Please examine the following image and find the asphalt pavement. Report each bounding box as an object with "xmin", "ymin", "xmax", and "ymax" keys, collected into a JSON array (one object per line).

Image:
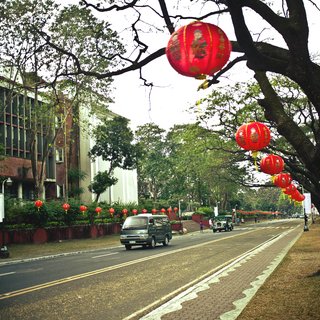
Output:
[{"xmin": 0, "ymin": 219, "xmax": 317, "ymax": 320}]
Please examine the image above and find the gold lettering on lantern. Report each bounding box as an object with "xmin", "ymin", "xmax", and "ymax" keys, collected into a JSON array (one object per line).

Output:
[
  {"xmin": 189, "ymin": 65, "xmax": 201, "ymax": 74},
  {"xmin": 238, "ymin": 132, "xmax": 246, "ymax": 145},
  {"xmin": 191, "ymin": 29, "xmax": 207, "ymax": 59},
  {"xmin": 250, "ymin": 129, "xmax": 259, "ymax": 143},
  {"xmin": 169, "ymin": 33, "xmax": 181, "ymax": 61},
  {"xmin": 266, "ymin": 159, "xmax": 271, "ymax": 169}
]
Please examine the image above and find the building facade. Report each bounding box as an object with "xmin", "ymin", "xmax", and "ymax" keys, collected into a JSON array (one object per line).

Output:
[
  {"xmin": 79, "ymin": 106, "xmax": 138, "ymax": 204},
  {"xmin": 0, "ymin": 77, "xmax": 138, "ymax": 204}
]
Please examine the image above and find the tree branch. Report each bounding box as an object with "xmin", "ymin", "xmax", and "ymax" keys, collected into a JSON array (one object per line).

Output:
[{"xmin": 254, "ymin": 71, "xmax": 317, "ymax": 167}]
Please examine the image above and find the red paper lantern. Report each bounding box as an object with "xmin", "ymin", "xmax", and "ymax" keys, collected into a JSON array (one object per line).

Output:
[
  {"xmin": 273, "ymin": 173, "xmax": 292, "ymax": 189},
  {"xmin": 62, "ymin": 203, "xmax": 70, "ymax": 212},
  {"xmin": 290, "ymin": 190, "xmax": 305, "ymax": 202},
  {"xmin": 166, "ymin": 21, "xmax": 232, "ymax": 79},
  {"xmin": 173, "ymin": 207, "xmax": 178, "ymax": 213},
  {"xmin": 109, "ymin": 208, "xmax": 115, "ymax": 216},
  {"xmin": 260, "ymin": 154, "xmax": 284, "ymax": 175},
  {"xmin": 142, "ymin": 209, "xmax": 148, "ymax": 214},
  {"xmin": 132, "ymin": 209, "xmax": 138, "ymax": 215},
  {"xmin": 80, "ymin": 205, "xmax": 87, "ymax": 213},
  {"xmin": 283, "ymin": 184, "xmax": 297, "ymax": 195},
  {"xmin": 160, "ymin": 208, "xmax": 166, "ymax": 214},
  {"xmin": 167, "ymin": 208, "xmax": 172, "ymax": 213},
  {"xmin": 151, "ymin": 209, "xmax": 157, "ymax": 214},
  {"xmin": 35, "ymin": 200, "xmax": 43, "ymax": 210},
  {"xmin": 122, "ymin": 208, "xmax": 128, "ymax": 215},
  {"xmin": 95, "ymin": 207, "xmax": 102, "ymax": 214},
  {"xmin": 235, "ymin": 122, "xmax": 271, "ymax": 152}
]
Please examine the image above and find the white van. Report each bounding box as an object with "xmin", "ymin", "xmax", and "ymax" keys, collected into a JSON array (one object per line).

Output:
[{"xmin": 120, "ymin": 214, "xmax": 172, "ymax": 250}]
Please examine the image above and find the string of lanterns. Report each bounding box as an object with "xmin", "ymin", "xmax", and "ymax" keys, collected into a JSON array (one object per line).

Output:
[
  {"xmin": 235, "ymin": 121, "xmax": 305, "ymax": 204},
  {"xmin": 33, "ymin": 201, "xmax": 180, "ymax": 217},
  {"xmin": 164, "ymin": 20, "xmax": 306, "ymax": 207}
]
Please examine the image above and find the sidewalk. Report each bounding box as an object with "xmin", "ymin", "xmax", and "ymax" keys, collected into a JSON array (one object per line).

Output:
[
  {"xmin": 1, "ymin": 220, "xmax": 319, "ymax": 320},
  {"xmin": 237, "ymin": 220, "xmax": 320, "ymax": 320},
  {"xmin": 138, "ymin": 221, "xmax": 316, "ymax": 320}
]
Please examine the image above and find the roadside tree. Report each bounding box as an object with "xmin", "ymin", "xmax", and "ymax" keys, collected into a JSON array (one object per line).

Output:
[{"xmin": 88, "ymin": 116, "xmax": 138, "ymax": 201}]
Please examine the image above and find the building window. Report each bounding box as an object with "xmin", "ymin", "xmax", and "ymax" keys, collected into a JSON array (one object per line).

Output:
[{"xmin": 56, "ymin": 148, "xmax": 64, "ymax": 163}]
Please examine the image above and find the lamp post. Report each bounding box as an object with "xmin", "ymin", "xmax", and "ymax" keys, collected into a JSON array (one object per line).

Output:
[
  {"xmin": 293, "ymin": 180, "xmax": 308, "ymax": 232},
  {"xmin": 214, "ymin": 201, "xmax": 220, "ymax": 217},
  {"xmin": 178, "ymin": 199, "xmax": 183, "ymax": 232},
  {"xmin": 178, "ymin": 199, "xmax": 183, "ymax": 218},
  {"xmin": 1, "ymin": 177, "xmax": 12, "ymax": 258},
  {"xmin": 233, "ymin": 204, "xmax": 237, "ymax": 224}
]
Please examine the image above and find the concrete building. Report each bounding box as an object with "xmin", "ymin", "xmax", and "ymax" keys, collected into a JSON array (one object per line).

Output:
[
  {"xmin": 0, "ymin": 74, "xmax": 138, "ymax": 204},
  {"xmin": 79, "ymin": 107, "xmax": 138, "ymax": 204}
]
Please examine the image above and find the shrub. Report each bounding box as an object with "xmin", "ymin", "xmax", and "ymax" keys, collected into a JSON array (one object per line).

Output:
[{"xmin": 196, "ymin": 206, "xmax": 214, "ymax": 216}]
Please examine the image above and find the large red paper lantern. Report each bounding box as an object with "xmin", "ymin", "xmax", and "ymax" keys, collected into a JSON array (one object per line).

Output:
[
  {"xmin": 132, "ymin": 209, "xmax": 138, "ymax": 215},
  {"xmin": 80, "ymin": 205, "xmax": 87, "ymax": 213},
  {"xmin": 166, "ymin": 21, "xmax": 232, "ymax": 79},
  {"xmin": 273, "ymin": 173, "xmax": 292, "ymax": 189},
  {"xmin": 109, "ymin": 208, "xmax": 115, "ymax": 217},
  {"xmin": 122, "ymin": 208, "xmax": 128, "ymax": 216},
  {"xmin": 260, "ymin": 154, "xmax": 284, "ymax": 175},
  {"xmin": 142, "ymin": 209, "xmax": 148, "ymax": 214},
  {"xmin": 151, "ymin": 209, "xmax": 157, "ymax": 214},
  {"xmin": 235, "ymin": 122, "xmax": 271, "ymax": 152}
]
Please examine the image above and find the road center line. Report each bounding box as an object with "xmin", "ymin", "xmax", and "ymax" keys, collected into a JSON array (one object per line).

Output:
[
  {"xmin": 0, "ymin": 272, "xmax": 16, "ymax": 277},
  {"xmin": 91, "ymin": 252, "xmax": 118, "ymax": 259}
]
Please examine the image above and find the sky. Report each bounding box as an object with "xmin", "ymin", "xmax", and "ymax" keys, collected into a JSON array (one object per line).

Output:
[{"xmin": 107, "ymin": 1, "xmax": 320, "ymax": 131}]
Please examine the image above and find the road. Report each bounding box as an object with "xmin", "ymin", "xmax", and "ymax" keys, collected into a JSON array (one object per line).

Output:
[{"xmin": 0, "ymin": 219, "xmax": 303, "ymax": 319}]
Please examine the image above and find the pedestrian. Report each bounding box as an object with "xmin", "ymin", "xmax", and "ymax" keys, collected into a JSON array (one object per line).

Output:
[
  {"xmin": 209, "ymin": 218, "xmax": 213, "ymax": 229},
  {"xmin": 200, "ymin": 220, "xmax": 204, "ymax": 232}
]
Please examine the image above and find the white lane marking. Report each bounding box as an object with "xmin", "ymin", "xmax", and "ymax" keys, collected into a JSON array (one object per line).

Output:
[
  {"xmin": 0, "ymin": 272, "xmax": 16, "ymax": 277},
  {"xmin": 91, "ymin": 252, "xmax": 118, "ymax": 259}
]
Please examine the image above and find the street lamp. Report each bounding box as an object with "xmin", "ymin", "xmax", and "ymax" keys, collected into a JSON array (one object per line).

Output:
[
  {"xmin": 1, "ymin": 177, "xmax": 12, "ymax": 258},
  {"xmin": 233, "ymin": 204, "xmax": 237, "ymax": 224},
  {"xmin": 178, "ymin": 199, "xmax": 183, "ymax": 218},
  {"xmin": 293, "ymin": 180, "xmax": 308, "ymax": 232},
  {"xmin": 214, "ymin": 201, "xmax": 220, "ymax": 217}
]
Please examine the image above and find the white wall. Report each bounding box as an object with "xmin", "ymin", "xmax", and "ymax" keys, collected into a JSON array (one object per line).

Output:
[{"xmin": 79, "ymin": 107, "xmax": 138, "ymax": 204}]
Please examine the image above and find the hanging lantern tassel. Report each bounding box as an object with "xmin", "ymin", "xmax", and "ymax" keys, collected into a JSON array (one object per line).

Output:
[
  {"xmin": 197, "ymin": 79, "xmax": 209, "ymax": 91},
  {"xmin": 251, "ymin": 150, "xmax": 259, "ymax": 171}
]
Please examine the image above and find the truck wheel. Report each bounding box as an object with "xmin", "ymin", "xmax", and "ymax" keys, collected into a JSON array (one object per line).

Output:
[
  {"xmin": 149, "ymin": 237, "xmax": 156, "ymax": 249},
  {"xmin": 163, "ymin": 236, "xmax": 169, "ymax": 246},
  {"xmin": 125, "ymin": 245, "xmax": 132, "ymax": 250}
]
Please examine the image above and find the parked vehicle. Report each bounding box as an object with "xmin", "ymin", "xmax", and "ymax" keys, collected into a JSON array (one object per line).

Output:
[
  {"xmin": 120, "ymin": 214, "xmax": 172, "ymax": 250},
  {"xmin": 212, "ymin": 215, "xmax": 234, "ymax": 232}
]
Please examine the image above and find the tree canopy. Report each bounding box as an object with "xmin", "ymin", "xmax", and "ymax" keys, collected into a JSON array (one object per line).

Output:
[
  {"xmin": 88, "ymin": 116, "xmax": 138, "ymax": 201},
  {"xmin": 1, "ymin": 0, "xmax": 320, "ymax": 211}
]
